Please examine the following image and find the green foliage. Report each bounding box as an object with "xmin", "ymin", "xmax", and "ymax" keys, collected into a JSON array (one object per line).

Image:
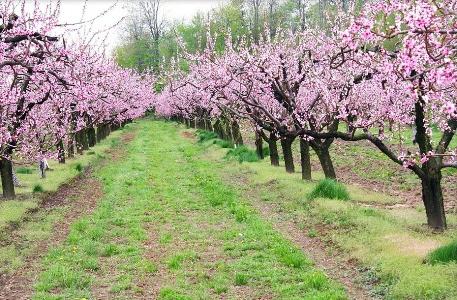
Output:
[
  {"xmin": 32, "ymin": 184, "xmax": 44, "ymax": 193},
  {"xmin": 426, "ymin": 241, "xmax": 457, "ymax": 265},
  {"xmin": 75, "ymin": 163, "xmax": 83, "ymax": 172},
  {"xmin": 16, "ymin": 167, "xmax": 33, "ymax": 174},
  {"xmin": 308, "ymin": 179, "xmax": 350, "ymax": 201},
  {"xmin": 226, "ymin": 146, "xmax": 259, "ymax": 163}
]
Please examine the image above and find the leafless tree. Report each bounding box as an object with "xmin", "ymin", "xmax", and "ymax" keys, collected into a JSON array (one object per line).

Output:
[
  {"xmin": 138, "ymin": 0, "xmax": 165, "ymax": 73},
  {"xmin": 249, "ymin": 0, "xmax": 262, "ymax": 45}
]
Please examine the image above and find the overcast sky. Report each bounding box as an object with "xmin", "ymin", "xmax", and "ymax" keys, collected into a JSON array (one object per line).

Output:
[{"xmin": 57, "ymin": 0, "xmax": 226, "ymax": 54}]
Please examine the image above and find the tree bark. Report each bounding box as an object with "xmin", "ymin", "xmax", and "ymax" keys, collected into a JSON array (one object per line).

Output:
[
  {"xmin": 81, "ymin": 129, "xmax": 89, "ymax": 151},
  {"xmin": 300, "ymin": 138, "xmax": 312, "ymax": 180},
  {"xmin": 224, "ymin": 120, "xmax": 232, "ymax": 142},
  {"xmin": 214, "ymin": 119, "xmax": 223, "ymax": 138},
  {"xmin": 232, "ymin": 121, "xmax": 244, "ymax": 146},
  {"xmin": 67, "ymin": 136, "xmax": 75, "ymax": 158},
  {"xmin": 255, "ymin": 130, "xmax": 264, "ymax": 159},
  {"xmin": 111, "ymin": 123, "xmax": 120, "ymax": 131},
  {"xmin": 75, "ymin": 130, "xmax": 83, "ymax": 155},
  {"xmin": 96, "ymin": 126, "xmax": 103, "ymax": 143},
  {"xmin": 268, "ymin": 132, "xmax": 280, "ymax": 167},
  {"xmin": 312, "ymin": 143, "xmax": 336, "ymax": 179},
  {"xmin": 281, "ymin": 137, "xmax": 295, "ymax": 173},
  {"xmin": 421, "ymin": 162, "xmax": 447, "ymax": 230},
  {"xmin": 57, "ymin": 140, "xmax": 66, "ymax": 164},
  {"xmin": 0, "ymin": 157, "xmax": 15, "ymax": 199},
  {"xmin": 87, "ymin": 127, "xmax": 96, "ymax": 147}
]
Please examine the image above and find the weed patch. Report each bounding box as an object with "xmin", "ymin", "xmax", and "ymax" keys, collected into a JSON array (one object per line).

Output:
[
  {"xmin": 32, "ymin": 184, "xmax": 44, "ymax": 193},
  {"xmin": 426, "ymin": 240, "xmax": 457, "ymax": 265},
  {"xmin": 226, "ymin": 146, "xmax": 259, "ymax": 163},
  {"xmin": 308, "ymin": 179, "xmax": 350, "ymax": 201}
]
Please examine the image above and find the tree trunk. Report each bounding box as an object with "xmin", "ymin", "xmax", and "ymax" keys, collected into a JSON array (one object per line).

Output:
[
  {"xmin": 300, "ymin": 138, "xmax": 312, "ymax": 180},
  {"xmin": 313, "ymin": 144, "xmax": 336, "ymax": 179},
  {"xmin": 214, "ymin": 119, "xmax": 223, "ymax": 139},
  {"xmin": 421, "ymin": 171, "xmax": 447, "ymax": 230},
  {"xmin": 232, "ymin": 121, "xmax": 244, "ymax": 146},
  {"xmin": 281, "ymin": 137, "xmax": 295, "ymax": 173},
  {"xmin": 57, "ymin": 140, "xmax": 66, "ymax": 164},
  {"xmin": 75, "ymin": 130, "xmax": 83, "ymax": 155},
  {"xmin": 96, "ymin": 126, "xmax": 103, "ymax": 143},
  {"xmin": 268, "ymin": 133, "xmax": 280, "ymax": 167},
  {"xmin": 0, "ymin": 157, "xmax": 15, "ymax": 199},
  {"xmin": 224, "ymin": 121, "xmax": 232, "ymax": 142},
  {"xmin": 105, "ymin": 124, "xmax": 111, "ymax": 137},
  {"xmin": 87, "ymin": 127, "xmax": 96, "ymax": 147},
  {"xmin": 111, "ymin": 123, "xmax": 120, "ymax": 131},
  {"xmin": 255, "ymin": 130, "xmax": 264, "ymax": 159},
  {"xmin": 68, "ymin": 136, "xmax": 75, "ymax": 158},
  {"xmin": 197, "ymin": 118, "xmax": 205, "ymax": 130},
  {"xmin": 81, "ymin": 129, "xmax": 89, "ymax": 151}
]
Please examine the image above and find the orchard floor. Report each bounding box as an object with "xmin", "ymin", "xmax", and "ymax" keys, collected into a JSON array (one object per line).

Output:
[{"xmin": 0, "ymin": 119, "xmax": 456, "ymax": 300}]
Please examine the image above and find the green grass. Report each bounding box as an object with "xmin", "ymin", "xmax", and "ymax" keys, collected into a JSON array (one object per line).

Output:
[
  {"xmin": 31, "ymin": 120, "xmax": 346, "ymax": 299},
  {"xmin": 308, "ymin": 179, "xmax": 350, "ymax": 201},
  {"xmin": 196, "ymin": 129, "xmax": 218, "ymax": 143},
  {"xmin": 16, "ymin": 167, "xmax": 34, "ymax": 174},
  {"xmin": 32, "ymin": 184, "xmax": 44, "ymax": 193},
  {"xmin": 205, "ymin": 140, "xmax": 457, "ymax": 300},
  {"xmin": 426, "ymin": 240, "xmax": 457, "ymax": 265},
  {"xmin": 226, "ymin": 145, "xmax": 259, "ymax": 163},
  {"xmin": 0, "ymin": 128, "xmax": 129, "ymax": 278}
]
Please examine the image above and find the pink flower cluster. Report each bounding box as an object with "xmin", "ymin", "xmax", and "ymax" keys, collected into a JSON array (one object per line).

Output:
[{"xmin": 0, "ymin": 0, "xmax": 155, "ymax": 160}]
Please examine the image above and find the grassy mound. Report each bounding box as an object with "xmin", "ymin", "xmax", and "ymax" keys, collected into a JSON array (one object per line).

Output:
[
  {"xmin": 426, "ymin": 240, "xmax": 457, "ymax": 265},
  {"xmin": 308, "ymin": 179, "xmax": 350, "ymax": 201},
  {"xmin": 226, "ymin": 146, "xmax": 259, "ymax": 163}
]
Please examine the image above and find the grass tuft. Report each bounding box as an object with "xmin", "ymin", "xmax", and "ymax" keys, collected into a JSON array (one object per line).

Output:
[
  {"xmin": 226, "ymin": 146, "xmax": 259, "ymax": 163},
  {"xmin": 196, "ymin": 130, "xmax": 218, "ymax": 143},
  {"xmin": 426, "ymin": 240, "xmax": 457, "ymax": 265},
  {"xmin": 32, "ymin": 184, "xmax": 44, "ymax": 193},
  {"xmin": 213, "ymin": 139, "xmax": 234, "ymax": 148},
  {"xmin": 235, "ymin": 273, "xmax": 248, "ymax": 286},
  {"xmin": 16, "ymin": 167, "xmax": 34, "ymax": 174},
  {"xmin": 308, "ymin": 179, "xmax": 350, "ymax": 201},
  {"xmin": 75, "ymin": 163, "xmax": 83, "ymax": 172}
]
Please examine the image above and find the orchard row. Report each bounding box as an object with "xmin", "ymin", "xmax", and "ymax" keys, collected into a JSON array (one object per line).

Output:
[
  {"xmin": 154, "ymin": 0, "xmax": 457, "ymax": 230},
  {"xmin": 0, "ymin": 1, "xmax": 155, "ymax": 199}
]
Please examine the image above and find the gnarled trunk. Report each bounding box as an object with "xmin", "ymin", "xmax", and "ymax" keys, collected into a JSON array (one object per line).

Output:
[
  {"xmin": 206, "ymin": 119, "xmax": 214, "ymax": 132},
  {"xmin": 67, "ymin": 136, "xmax": 75, "ymax": 158},
  {"xmin": 421, "ymin": 164, "xmax": 447, "ymax": 230},
  {"xmin": 87, "ymin": 127, "xmax": 96, "ymax": 147},
  {"xmin": 214, "ymin": 119, "xmax": 224, "ymax": 139},
  {"xmin": 312, "ymin": 143, "xmax": 336, "ymax": 179},
  {"xmin": 300, "ymin": 138, "xmax": 312, "ymax": 180},
  {"xmin": 81, "ymin": 129, "xmax": 89, "ymax": 151},
  {"xmin": 255, "ymin": 130, "xmax": 264, "ymax": 159},
  {"xmin": 75, "ymin": 130, "xmax": 84, "ymax": 155},
  {"xmin": 57, "ymin": 140, "xmax": 66, "ymax": 164},
  {"xmin": 281, "ymin": 137, "xmax": 295, "ymax": 173},
  {"xmin": 268, "ymin": 133, "xmax": 279, "ymax": 166},
  {"xmin": 232, "ymin": 121, "xmax": 243, "ymax": 147},
  {"xmin": 0, "ymin": 157, "xmax": 15, "ymax": 199}
]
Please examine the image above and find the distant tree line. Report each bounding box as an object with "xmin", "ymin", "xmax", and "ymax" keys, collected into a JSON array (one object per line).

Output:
[{"xmin": 114, "ymin": 0, "xmax": 362, "ymax": 79}]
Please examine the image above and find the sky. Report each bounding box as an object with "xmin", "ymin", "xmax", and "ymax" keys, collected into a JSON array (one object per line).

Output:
[{"xmin": 57, "ymin": 0, "xmax": 226, "ymax": 54}]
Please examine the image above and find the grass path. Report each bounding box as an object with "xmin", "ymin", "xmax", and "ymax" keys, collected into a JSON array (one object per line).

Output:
[{"xmin": 27, "ymin": 120, "xmax": 348, "ymax": 299}]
